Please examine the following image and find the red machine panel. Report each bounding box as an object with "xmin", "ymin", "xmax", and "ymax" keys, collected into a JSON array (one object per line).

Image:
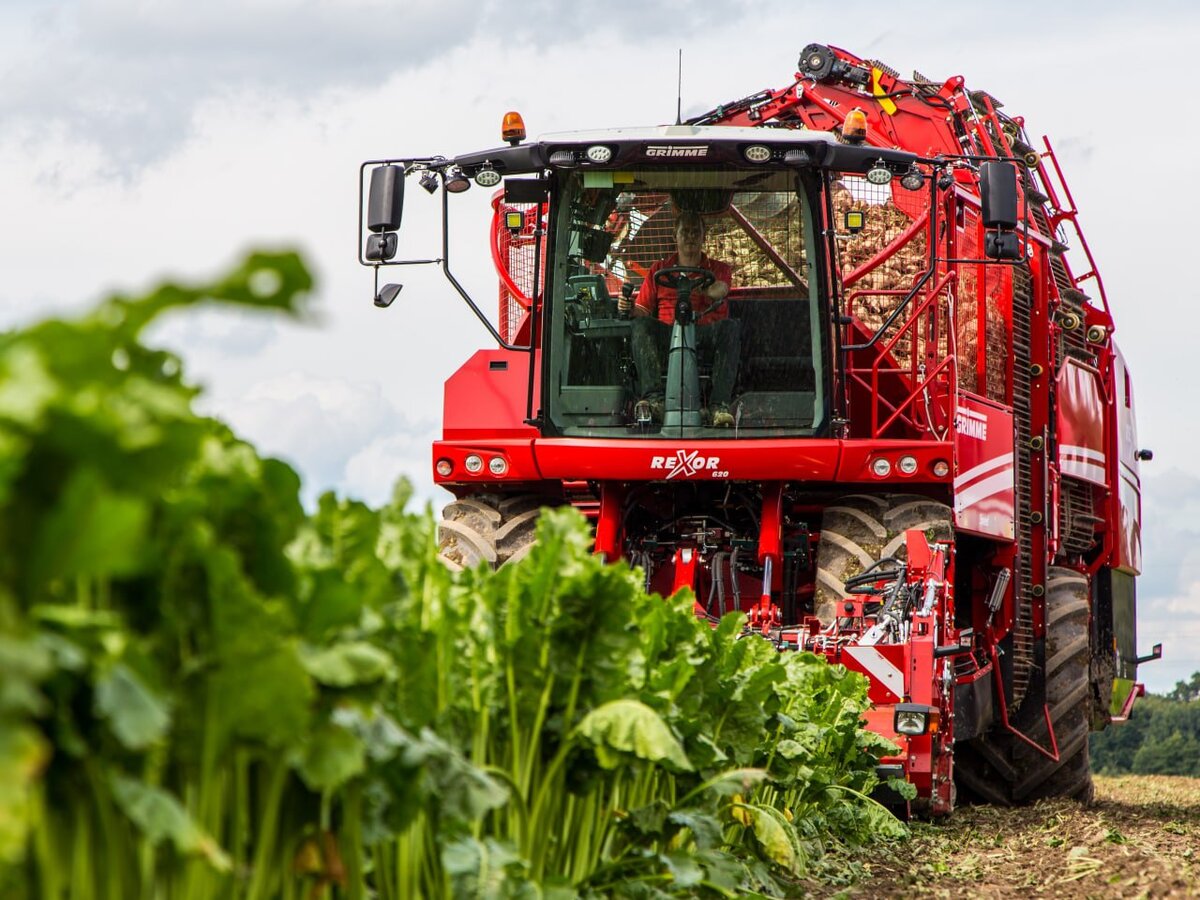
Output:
[
  {"xmin": 840, "ymin": 645, "xmax": 906, "ymax": 704},
  {"xmin": 1056, "ymin": 358, "xmax": 1107, "ymax": 486},
  {"xmin": 533, "ymin": 438, "xmax": 841, "ymax": 482},
  {"xmin": 1112, "ymin": 346, "xmax": 1142, "ymax": 574},
  {"xmin": 443, "ymin": 349, "xmax": 539, "ymax": 440},
  {"xmin": 952, "ymin": 394, "xmax": 1015, "ymax": 539}
]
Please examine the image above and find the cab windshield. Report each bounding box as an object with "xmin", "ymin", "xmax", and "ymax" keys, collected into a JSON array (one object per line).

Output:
[{"xmin": 546, "ymin": 166, "xmax": 826, "ymax": 439}]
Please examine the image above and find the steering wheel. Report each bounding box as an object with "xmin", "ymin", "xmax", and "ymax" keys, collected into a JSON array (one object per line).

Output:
[{"xmin": 653, "ymin": 266, "xmax": 724, "ymax": 322}]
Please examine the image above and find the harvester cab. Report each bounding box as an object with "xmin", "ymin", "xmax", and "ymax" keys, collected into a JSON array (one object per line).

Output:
[{"xmin": 360, "ymin": 124, "xmax": 925, "ymax": 441}]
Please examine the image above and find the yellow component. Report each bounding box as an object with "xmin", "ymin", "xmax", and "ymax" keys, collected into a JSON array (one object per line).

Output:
[
  {"xmin": 871, "ymin": 68, "xmax": 898, "ymax": 115},
  {"xmin": 844, "ymin": 209, "xmax": 865, "ymax": 233},
  {"xmin": 505, "ymin": 211, "xmax": 523, "ymax": 230},
  {"xmin": 501, "ymin": 111, "xmax": 526, "ymax": 143},
  {"xmin": 613, "ymin": 171, "xmax": 635, "ymax": 183},
  {"xmin": 842, "ymin": 107, "xmax": 868, "ymax": 143},
  {"xmin": 730, "ymin": 793, "xmax": 751, "ymax": 826},
  {"xmin": 1110, "ymin": 677, "xmax": 1136, "ymax": 716},
  {"xmin": 583, "ymin": 170, "xmax": 614, "ymax": 189}
]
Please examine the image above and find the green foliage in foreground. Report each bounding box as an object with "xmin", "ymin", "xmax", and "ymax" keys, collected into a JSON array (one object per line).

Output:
[
  {"xmin": 1090, "ymin": 675, "xmax": 1200, "ymax": 778},
  {"xmin": 0, "ymin": 252, "xmax": 903, "ymax": 899}
]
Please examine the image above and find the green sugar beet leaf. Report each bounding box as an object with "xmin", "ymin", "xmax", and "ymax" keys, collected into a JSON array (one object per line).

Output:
[
  {"xmin": 208, "ymin": 642, "xmax": 313, "ymax": 750},
  {"xmin": 110, "ymin": 775, "xmax": 231, "ymax": 872},
  {"xmin": 576, "ymin": 699, "xmax": 692, "ymax": 772},
  {"xmin": 94, "ymin": 662, "xmax": 171, "ymax": 750},
  {"xmin": 27, "ymin": 468, "xmax": 150, "ymax": 589},
  {"xmin": 747, "ymin": 804, "xmax": 804, "ymax": 874},
  {"xmin": 291, "ymin": 723, "xmax": 366, "ymax": 793},
  {"xmin": 300, "ymin": 641, "xmax": 395, "ymax": 688},
  {"xmin": 0, "ymin": 723, "xmax": 49, "ymax": 864}
]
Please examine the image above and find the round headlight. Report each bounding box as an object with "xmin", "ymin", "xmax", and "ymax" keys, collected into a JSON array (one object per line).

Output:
[
  {"xmin": 488, "ymin": 456, "xmax": 508, "ymax": 476},
  {"xmin": 866, "ymin": 165, "xmax": 893, "ymax": 186},
  {"xmin": 871, "ymin": 458, "xmax": 892, "ymax": 477},
  {"xmin": 932, "ymin": 459, "xmax": 950, "ymax": 478},
  {"xmin": 898, "ymin": 455, "xmax": 918, "ymax": 475},
  {"xmin": 474, "ymin": 167, "xmax": 501, "ymax": 187},
  {"xmin": 443, "ymin": 167, "xmax": 471, "ymax": 193},
  {"xmin": 585, "ymin": 145, "xmax": 613, "ymax": 163},
  {"xmin": 435, "ymin": 458, "xmax": 453, "ymax": 477},
  {"xmin": 744, "ymin": 144, "xmax": 771, "ymax": 163},
  {"xmin": 464, "ymin": 454, "xmax": 483, "ymax": 474}
]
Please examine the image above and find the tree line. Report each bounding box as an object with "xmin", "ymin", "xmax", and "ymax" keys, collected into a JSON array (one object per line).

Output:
[{"xmin": 1089, "ymin": 672, "xmax": 1200, "ymax": 777}]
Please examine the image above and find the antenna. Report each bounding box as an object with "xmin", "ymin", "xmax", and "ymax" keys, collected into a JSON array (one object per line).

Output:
[{"xmin": 675, "ymin": 49, "xmax": 683, "ymax": 125}]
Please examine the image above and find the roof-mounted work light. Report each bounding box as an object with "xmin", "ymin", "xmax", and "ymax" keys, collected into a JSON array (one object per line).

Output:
[
  {"xmin": 866, "ymin": 160, "xmax": 893, "ymax": 185},
  {"xmin": 444, "ymin": 167, "xmax": 471, "ymax": 193},
  {"xmin": 899, "ymin": 166, "xmax": 924, "ymax": 191},
  {"xmin": 474, "ymin": 164, "xmax": 501, "ymax": 188}
]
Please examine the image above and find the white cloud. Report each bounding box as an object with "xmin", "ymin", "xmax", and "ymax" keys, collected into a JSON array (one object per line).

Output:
[
  {"xmin": 343, "ymin": 428, "xmax": 449, "ymax": 509},
  {"xmin": 197, "ymin": 372, "xmax": 437, "ymax": 506}
]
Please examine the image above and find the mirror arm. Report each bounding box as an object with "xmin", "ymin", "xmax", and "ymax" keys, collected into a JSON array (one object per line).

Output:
[{"xmin": 440, "ymin": 182, "xmax": 525, "ymax": 351}]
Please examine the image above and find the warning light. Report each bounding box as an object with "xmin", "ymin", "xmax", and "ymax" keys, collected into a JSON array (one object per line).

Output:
[
  {"xmin": 844, "ymin": 209, "xmax": 865, "ymax": 234},
  {"xmin": 502, "ymin": 111, "xmax": 526, "ymax": 146},
  {"xmin": 843, "ymin": 108, "xmax": 868, "ymax": 144}
]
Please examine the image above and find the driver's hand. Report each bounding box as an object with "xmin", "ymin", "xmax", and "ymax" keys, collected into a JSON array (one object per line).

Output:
[
  {"xmin": 707, "ymin": 280, "xmax": 729, "ymax": 302},
  {"xmin": 617, "ymin": 295, "xmax": 632, "ymax": 314}
]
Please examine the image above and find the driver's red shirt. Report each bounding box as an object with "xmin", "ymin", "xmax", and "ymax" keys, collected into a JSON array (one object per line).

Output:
[{"xmin": 634, "ymin": 252, "xmax": 733, "ymax": 325}]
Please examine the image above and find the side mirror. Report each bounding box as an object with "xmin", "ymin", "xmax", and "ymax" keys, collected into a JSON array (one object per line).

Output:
[
  {"xmin": 367, "ymin": 165, "xmax": 405, "ymax": 233},
  {"xmin": 374, "ymin": 283, "xmax": 403, "ymax": 309},
  {"xmin": 980, "ymin": 162, "xmax": 1018, "ymax": 229},
  {"xmin": 364, "ymin": 233, "xmax": 398, "ymax": 262},
  {"xmin": 980, "ymin": 161, "xmax": 1021, "ymax": 260}
]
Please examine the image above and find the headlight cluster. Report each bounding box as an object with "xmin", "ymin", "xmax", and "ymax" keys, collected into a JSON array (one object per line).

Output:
[
  {"xmin": 436, "ymin": 453, "xmax": 509, "ymax": 479},
  {"xmin": 868, "ymin": 455, "xmax": 951, "ymax": 479}
]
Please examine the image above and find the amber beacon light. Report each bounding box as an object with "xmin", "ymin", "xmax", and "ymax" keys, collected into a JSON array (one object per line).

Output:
[{"xmin": 502, "ymin": 111, "xmax": 526, "ymax": 145}]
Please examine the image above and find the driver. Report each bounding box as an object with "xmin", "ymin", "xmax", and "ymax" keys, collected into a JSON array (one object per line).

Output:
[{"xmin": 617, "ymin": 210, "xmax": 741, "ymax": 427}]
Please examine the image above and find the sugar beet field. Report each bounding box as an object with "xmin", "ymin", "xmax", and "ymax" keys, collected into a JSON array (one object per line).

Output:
[{"xmin": 802, "ymin": 776, "xmax": 1200, "ymax": 898}]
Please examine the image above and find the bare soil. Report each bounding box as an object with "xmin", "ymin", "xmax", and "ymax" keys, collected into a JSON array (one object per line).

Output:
[{"xmin": 805, "ymin": 776, "xmax": 1200, "ymax": 898}]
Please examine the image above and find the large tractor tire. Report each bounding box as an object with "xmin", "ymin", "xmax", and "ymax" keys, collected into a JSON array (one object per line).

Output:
[
  {"xmin": 954, "ymin": 567, "xmax": 1094, "ymax": 805},
  {"xmin": 437, "ymin": 493, "xmax": 545, "ymax": 570},
  {"xmin": 814, "ymin": 493, "xmax": 953, "ymax": 623}
]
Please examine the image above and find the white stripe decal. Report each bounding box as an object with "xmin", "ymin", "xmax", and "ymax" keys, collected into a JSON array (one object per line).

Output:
[
  {"xmin": 1061, "ymin": 461, "xmax": 1107, "ymax": 484},
  {"xmin": 955, "ymin": 470, "xmax": 1014, "ymax": 510},
  {"xmin": 844, "ymin": 646, "xmax": 904, "ymax": 700},
  {"xmin": 954, "ymin": 454, "xmax": 1011, "ymax": 489},
  {"xmin": 1061, "ymin": 444, "xmax": 1106, "ymax": 464}
]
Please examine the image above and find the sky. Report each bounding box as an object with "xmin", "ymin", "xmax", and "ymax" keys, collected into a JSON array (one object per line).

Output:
[{"xmin": 2, "ymin": 0, "xmax": 1197, "ymax": 693}]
